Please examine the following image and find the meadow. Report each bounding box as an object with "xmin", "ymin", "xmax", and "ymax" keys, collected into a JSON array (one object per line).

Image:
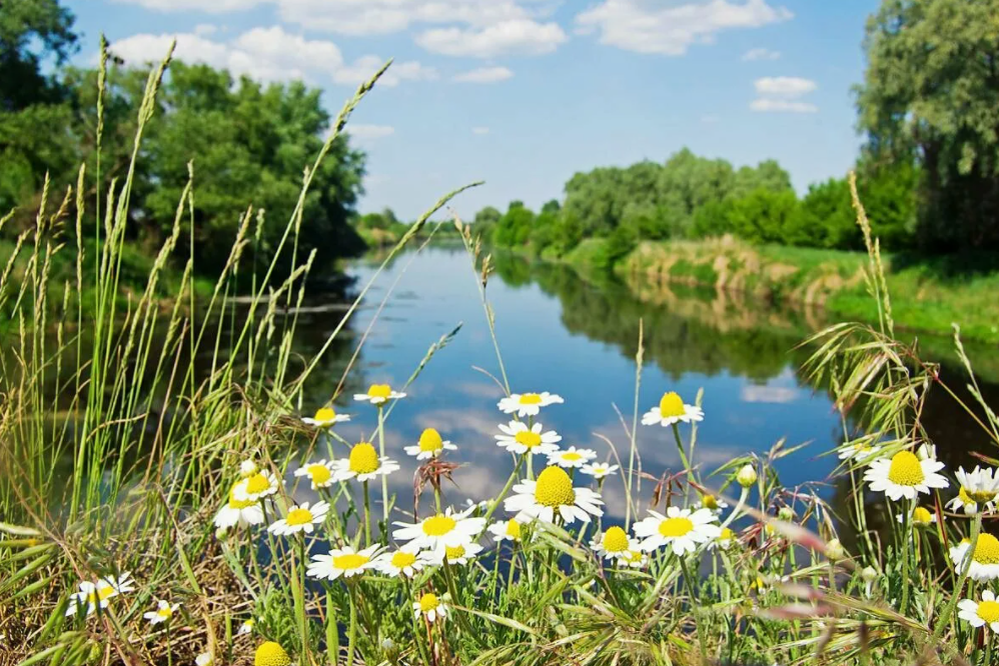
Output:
[{"xmin": 4, "ymin": 48, "xmax": 999, "ymax": 666}]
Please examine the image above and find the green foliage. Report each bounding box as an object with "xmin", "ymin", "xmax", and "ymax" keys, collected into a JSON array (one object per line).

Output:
[{"xmin": 492, "ymin": 200, "xmax": 535, "ymax": 247}]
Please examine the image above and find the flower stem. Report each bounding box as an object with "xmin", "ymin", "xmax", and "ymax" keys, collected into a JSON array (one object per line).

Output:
[
  {"xmin": 294, "ymin": 536, "xmax": 309, "ymax": 659},
  {"xmin": 325, "ymin": 588, "xmax": 339, "ymax": 666},
  {"xmin": 363, "ymin": 480, "xmax": 372, "ymax": 547},
  {"xmin": 931, "ymin": 512, "xmax": 982, "ymax": 644},
  {"xmin": 378, "ymin": 406, "xmax": 389, "ymax": 538},
  {"xmin": 679, "ymin": 556, "xmax": 709, "ymax": 665},
  {"xmin": 347, "ymin": 582, "xmax": 359, "ymax": 666},
  {"xmin": 482, "ymin": 455, "xmax": 524, "ymax": 525}
]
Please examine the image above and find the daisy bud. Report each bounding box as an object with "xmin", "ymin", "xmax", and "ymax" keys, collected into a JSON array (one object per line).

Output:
[
  {"xmin": 736, "ymin": 464, "xmax": 757, "ymax": 488},
  {"xmin": 240, "ymin": 459, "xmax": 258, "ymax": 477},
  {"xmin": 825, "ymin": 538, "xmax": 846, "ymax": 561},
  {"xmin": 777, "ymin": 506, "xmax": 795, "ymax": 522},
  {"xmin": 861, "ymin": 566, "xmax": 878, "ymax": 582}
]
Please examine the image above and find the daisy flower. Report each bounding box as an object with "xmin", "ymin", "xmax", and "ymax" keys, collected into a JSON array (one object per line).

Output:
[
  {"xmin": 697, "ymin": 493, "xmax": 729, "ymax": 514},
  {"xmin": 143, "ymin": 599, "xmax": 180, "ymax": 625},
  {"xmin": 439, "ymin": 541, "xmax": 483, "ymax": 566},
  {"xmin": 414, "ymin": 592, "xmax": 448, "ymax": 624},
  {"xmin": 495, "ymin": 421, "xmax": 561, "ymax": 455},
  {"xmin": 294, "ymin": 460, "xmax": 336, "ymax": 490},
  {"xmin": 710, "ymin": 527, "xmax": 737, "ymax": 551},
  {"xmin": 617, "ymin": 549, "xmax": 648, "ymax": 568},
  {"xmin": 837, "ymin": 442, "xmax": 881, "ymax": 462},
  {"xmin": 590, "ymin": 526, "xmax": 637, "ymax": 562},
  {"xmin": 581, "ymin": 462, "xmax": 619, "ymax": 479},
  {"xmin": 641, "ymin": 391, "xmax": 703, "ymax": 427},
  {"xmin": 504, "ymin": 466, "xmax": 604, "ymax": 524},
  {"xmin": 404, "ymin": 428, "xmax": 457, "ymax": 460},
  {"xmin": 393, "ymin": 507, "xmax": 486, "ymax": 556},
  {"xmin": 895, "ymin": 506, "xmax": 938, "ymax": 526},
  {"xmin": 235, "ymin": 470, "xmax": 281, "ymax": 502},
  {"xmin": 195, "ymin": 653, "xmax": 213, "ymax": 666},
  {"xmin": 308, "ymin": 545, "xmax": 382, "ymax": 580},
  {"xmin": 959, "ymin": 590, "xmax": 999, "ymax": 632},
  {"xmin": 214, "ymin": 481, "xmax": 265, "ymax": 530},
  {"xmin": 488, "ymin": 517, "xmax": 525, "ymax": 543},
  {"xmin": 238, "ymin": 618, "xmax": 255, "ymax": 635},
  {"xmin": 375, "ymin": 543, "xmax": 435, "ymax": 578},
  {"xmin": 953, "ymin": 466, "xmax": 999, "ymax": 513},
  {"xmin": 254, "ymin": 642, "xmax": 291, "ymax": 666},
  {"xmin": 302, "ymin": 406, "xmax": 350, "ymax": 427},
  {"xmin": 547, "ymin": 446, "xmax": 597, "ymax": 469},
  {"xmin": 267, "ymin": 501, "xmax": 330, "ymax": 536},
  {"xmin": 66, "ymin": 579, "xmax": 117, "ymax": 617},
  {"xmin": 951, "ymin": 533, "xmax": 999, "ymax": 581},
  {"xmin": 354, "ymin": 383, "xmax": 406, "ymax": 406},
  {"xmin": 947, "ymin": 487, "xmax": 980, "ymax": 515},
  {"xmin": 497, "ymin": 391, "xmax": 563, "ymax": 418},
  {"xmin": 331, "ymin": 442, "xmax": 400, "ymax": 483},
  {"xmin": 863, "ymin": 450, "xmax": 949, "ymax": 501},
  {"xmin": 633, "ymin": 506, "xmax": 721, "ymax": 555}
]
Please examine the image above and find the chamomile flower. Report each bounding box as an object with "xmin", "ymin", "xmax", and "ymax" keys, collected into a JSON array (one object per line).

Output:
[
  {"xmin": 437, "ymin": 541, "xmax": 484, "ymax": 566},
  {"xmin": 214, "ymin": 481, "xmax": 265, "ymax": 530},
  {"xmin": 143, "ymin": 599, "xmax": 180, "ymax": 625},
  {"xmin": 863, "ymin": 450, "xmax": 949, "ymax": 501},
  {"xmin": 953, "ymin": 466, "xmax": 999, "ymax": 513},
  {"xmin": 302, "ymin": 406, "xmax": 350, "ymax": 427},
  {"xmin": 710, "ymin": 527, "xmax": 737, "ymax": 551},
  {"xmin": 375, "ymin": 543, "xmax": 434, "ymax": 578},
  {"xmin": 641, "ymin": 391, "xmax": 704, "ymax": 427},
  {"xmin": 404, "ymin": 428, "xmax": 457, "ymax": 460},
  {"xmin": 267, "ymin": 501, "xmax": 330, "ymax": 536},
  {"xmin": 895, "ymin": 506, "xmax": 938, "ymax": 526},
  {"xmin": 240, "ymin": 460, "xmax": 259, "ymax": 478},
  {"xmin": 236, "ymin": 470, "xmax": 281, "ymax": 502},
  {"xmin": 354, "ymin": 384, "xmax": 406, "ymax": 405},
  {"xmin": 497, "ymin": 391, "xmax": 563, "ymax": 417},
  {"xmin": 294, "ymin": 460, "xmax": 336, "ymax": 490},
  {"xmin": 393, "ymin": 507, "xmax": 486, "ymax": 556},
  {"xmin": 633, "ymin": 506, "xmax": 721, "ymax": 555},
  {"xmin": 581, "ymin": 462, "xmax": 619, "ymax": 479},
  {"xmin": 504, "ymin": 466, "xmax": 604, "ymax": 524},
  {"xmin": 195, "ymin": 653, "xmax": 213, "ymax": 666},
  {"xmin": 947, "ymin": 487, "xmax": 980, "ymax": 515},
  {"xmin": 488, "ymin": 517, "xmax": 525, "ymax": 542},
  {"xmin": 308, "ymin": 545, "xmax": 383, "ymax": 580},
  {"xmin": 617, "ymin": 549, "xmax": 648, "ymax": 568},
  {"xmin": 254, "ymin": 642, "xmax": 291, "ymax": 666},
  {"xmin": 331, "ymin": 442, "xmax": 400, "ymax": 482},
  {"xmin": 951, "ymin": 533, "xmax": 999, "ymax": 581},
  {"xmin": 837, "ymin": 442, "xmax": 881, "ymax": 462},
  {"xmin": 697, "ymin": 493, "xmax": 729, "ymax": 514},
  {"xmin": 238, "ymin": 619, "xmax": 255, "ymax": 635},
  {"xmin": 547, "ymin": 446, "xmax": 597, "ymax": 469},
  {"xmin": 66, "ymin": 580, "xmax": 117, "ymax": 617},
  {"xmin": 958, "ymin": 590, "xmax": 999, "ymax": 632},
  {"xmin": 590, "ymin": 526, "xmax": 637, "ymax": 562},
  {"xmin": 495, "ymin": 421, "xmax": 562, "ymax": 456},
  {"xmin": 414, "ymin": 592, "xmax": 448, "ymax": 624}
]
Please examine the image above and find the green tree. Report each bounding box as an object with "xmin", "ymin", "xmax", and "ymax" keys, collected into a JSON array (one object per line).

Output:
[{"xmin": 857, "ymin": 0, "xmax": 999, "ymax": 251}]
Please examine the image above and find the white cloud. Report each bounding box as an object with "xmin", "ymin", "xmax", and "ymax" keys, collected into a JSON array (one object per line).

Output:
[
  {"xmin": 472, "ymin": 126, "xmax": 490, "ymax": 134},
  {"xmin": 348, "ymin": 124, "xmax": 396, "ymax": 139},
  {"xmin": 276, "ymin": 0, "xmax": 538, "ymax": 35},
  {"xmin": 742, "ymin": 46, "xmax": 780, "ymax": 60},
  {"xmin": 575, "ymin": 0, "xmax": 793, "ymax": 56},
  {"xmin": 110, "ymin": 0, "xmax": 263, "ymax": 10},
  {"xmin": 749, "ymin": 98, "xmax": 817, "ymax": 113},
  {"xmin": 754, "ymin": 76, "xmax": 816, "ymax": 96},
  {"xmin": 333, "ymin": 55, "xmax": 439, "ymax": 87},
  {"xmin": 416, "ymin": 19, "xmax": 567, "ymax": 58},
  {"xmin": 452, "ymin": 66, "xmax": 514, "ymax": 83}
]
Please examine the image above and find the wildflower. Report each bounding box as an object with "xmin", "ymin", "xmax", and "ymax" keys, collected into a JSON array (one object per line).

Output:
[
  {"xmin": 825, "ymin": 538, "xmax": 846, "ymax": 561},
  {"xmin": 374, "ymin": 544, "xmax": 434, "ymax": 578},
  {"xmin": 633, "ymin": 507, "xmax": 721, "ymax": 555},
  {"xmin": 302, "ymin": 406, "xmax": 350, "ymax": 427},
  {"xmin": 268, "ymin": 501, "xmax": 330, "ymax": 536},
  {"xmin": 238, "ymin": 619, "xmax": 255, "ymax": 635},
  {"xmin": 950, "ymin": 534, "xmax": 999, "ymax": 581},
  {"xmin": 895, "ymin": 506, "xmax": 938, "ymax": 526},
  {"xmin": 641, "ymin": 391, "xmax": 703, "ymax": 427},
  {"xmin": 214, "ymin": 481, "xmax": 265, "ymax": 530},
  {"xmin": 837, "ymin": 442, "xmax": 881, "ymax": 462},
  {"xmin": 861, "ymin": 566, "xmax": 879, "ymax": 597},
  {"xmin": 618, "ymin": 549, "xmax": 648, "ymax": 568},
  {"xmin": 393, "ymin": 507, "xmax": 486, "ymax": 556},
  {"xmin": 581, "ymin": 462, "xmax": 619, "ymax": 479},
  {"xmin": 590, "ymin": 526, "xmax": 637, "ymax": 562},
  {"xmin": 331, "ymin": 442, "xmax": 400, "ymax": 482},
  {"xmin": 959, "ymin": 590, "xmax": 999, "ymax": 632},
  {"xmin": 404, "ymin": 428, "xmax": 457, "ymax": 460},
  {"xmin": 736, "ymin": 464, "xmax": 757, "ymax": 488},
  {"xmin": 548, "ymin": 446, "xmax": 597, "ymax": 469},
  {"xmin": 66, "ymin": 580, "xmax": 116, "ymax": 617},
  {"xmin": 488, "ymin": 517, "xmax": 525, "ymax": 542},
  {"xmin": 254, "ymin": 641, "xmax": 291, "ymax": 666},
  {"xmin": 308, "ymin": 545, "xmax": 382, "ymax": 580},
  {"xmin": 294, "ymin": 460, "xmax": 336, "ymax": 490},
  {"xmin": 698, "ymin": 493, "xmax": 729, "ymax": 514},
  {"xmin": 710, "ymin": 527, "xmax": 737, "ymax": 551},
  {"xmin": 777, "ymin": 506, "xmax": 795, "ymax": 522},
  {"xmin": 414, "ymin": 592, "xmax": 447, "ymax": 624},
  {"xmin": 236, "ymin": 470, "xmax": 281, "ymax": 502},
  {"xmin": 504, "ymin": 466, "xmax": 604, "ymax": 524},
  {"xmin": 947, "ymin": 487, "xmax": 980, "ymax": 515},
  {"xmin": 240, "ymin": 460, "xmax": 259, "ymax": 478},
  {"xmin": 143, "ymin": 599, "xmax": 180, "ymax": 625},
  {"xmin": 495, "ymin": 420, "xmax": 561, "ymax": 455},
  {"xmin": 497, "ymin": 391, "xmax": 563, "ymax": 418},
  {"xmin": 952, "ymin": 466, "xmax": 999, "ymax": 514},
  {"xmin": 195, "ymin": 653, "xmax": 213, "ymax": 666},
  {"xmin": 354, "ymin": 383, "xmax": 406, "ymax": 405},
  {"xmin": 863, "ymin": 450, "xmax": 949, "ymax": 501},
  {"xmin": 438, "ymin": 541, "xmax": 483, "ymax": 566}
]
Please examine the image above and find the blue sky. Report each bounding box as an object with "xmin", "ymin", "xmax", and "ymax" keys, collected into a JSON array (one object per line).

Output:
[{"xmin": 65, "ymin": 0, "xmax": 878, "ymax": 220}]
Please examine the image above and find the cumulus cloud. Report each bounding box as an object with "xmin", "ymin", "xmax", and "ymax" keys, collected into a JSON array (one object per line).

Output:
[
  {"xmin": 276, "ymin": 0, "xmax": 537, "ymax": 35},
  {"xmin": 110, "ymin": 0, "xmax": 263, "ymax": 10},
  {"xmin": 452, "ymin": 66, "xmax": 514, "ymax": 83},
  {"xmin": 750, "ymin": 75, "xmax": 818, "ymax": 112},
  {"xmin": 742, "ymin": 46, "xmax": 780, "ymax": 60},
  {"xmin": 575, "ymin": 0, "xmax": 793, "ymax": 56},
  {"xmin": 333, "ymin": 55, "xmax": 439, "ymax": 87},
  {"xmin": 417, "ymin": 19, "xmax": 566, "ymax": 57},
  {"xmin": 348, "ymin": 124, "xmax": 396, "ymax": 139}
]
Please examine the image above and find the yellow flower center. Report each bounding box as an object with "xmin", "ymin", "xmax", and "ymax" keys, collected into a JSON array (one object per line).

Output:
[
  {"xmin": 156, "ymin": 606, "xmax": 173, "ymax": 620},
  {"xmin": 603, "ymin": 526, "xmax": 630, "ymax": 553},
  {"xmin": 658, "ymin": 517, "xmax": 694, "ymax": 538},
  {"xmin": 419, "ymin": 428, "xmax": 444, "ymax": 452},
  {"xmin": 973, "ymin": 534, "xmax": 999, "ymax": 565},
  {"xmin": 518, "ymin": 393, "xmax": 542, "ymax": 405},
  {"xmin": 419, "ymin": 593, "xmax": 440, "ymax": 612},
  {"xmin": 719, "ymin": 527, "xmax": 735, "ymax": 542},
  {"xmin": 912, "ymin": 507, "xmax": 933, "ymax": 525},
  {"xmin": 228, "ymin": 482, "xmax": 256, "ymax": 509},
  {"xmin": 514, "ymin": 430, "xmax": 542, "ymax": 449},
  {"xmin": 505, "ymin": 519, "xmax": 521, "ymax": 539},
  {"xmin": 349, "ymin": 443, "xmax": 380, "ymax": 474},
  {"xmin": 285, "ymin": 507, "xmax": 315, "ymax": 526},
  {"xmin": 422, "ymin": 514, "xmax": 457, "ymax": 536},
  {"xmin": 702, "ymin": 494, "xmax": 719, "ymax": 510},
  {"xmin": 561, "ymin": 452, "xmax": 582, "ymax": 462},
  {"xmin": 88, "ymin": 585, "xmax": 116, "ymax": 605},
  {"xmin": 314, "ymin": 407, "xmax": 336, "ymax": 423},
  {"xmin": 886, "ymin": 451, "xmax": 925, "ymax": 486},
  {"xmin": 391, "ymin": 551, "xmax": 417, "ymax": 568},
  {"xmin": 534, "ymin": 467, "xmax": 576, "ymax": 508},
  {"xmin": 968, "ymin": 487, "xmax": 999, "ymax": 504},
  {"xmin": 254, "ymin": 641, "xmax": 291, "ymax": 666},
  {"xmin": 623, "ymin": 550, "xmax": 643, "ymax": 564},
  {"xmin": 332, "ymin": 553, "xmax": 370, "ymax": 570},
  {"xmin": 368, "ymin": 384, "xmax": 393, "ymax": 400},
  {"xmin": 658, "ymin": 392, "xmax": 685, "ymax": 418},
  {"xmin": 307, "ymin": 464, "xmax": 332, "ymax": 486},
  {"xmin": 245, "ymin": 473, "xmax": 271, "ymax": 495},
  {"xmin": 445, "ymin": 545, "xmax": 466, "ymax": 560},
  {"xmin": 960, "ymin": 487, "xmax": 975, "ymax": 505},
  {"xmin": 978, "ymin": 600, "xmax": 999, "ymax": 624}
]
